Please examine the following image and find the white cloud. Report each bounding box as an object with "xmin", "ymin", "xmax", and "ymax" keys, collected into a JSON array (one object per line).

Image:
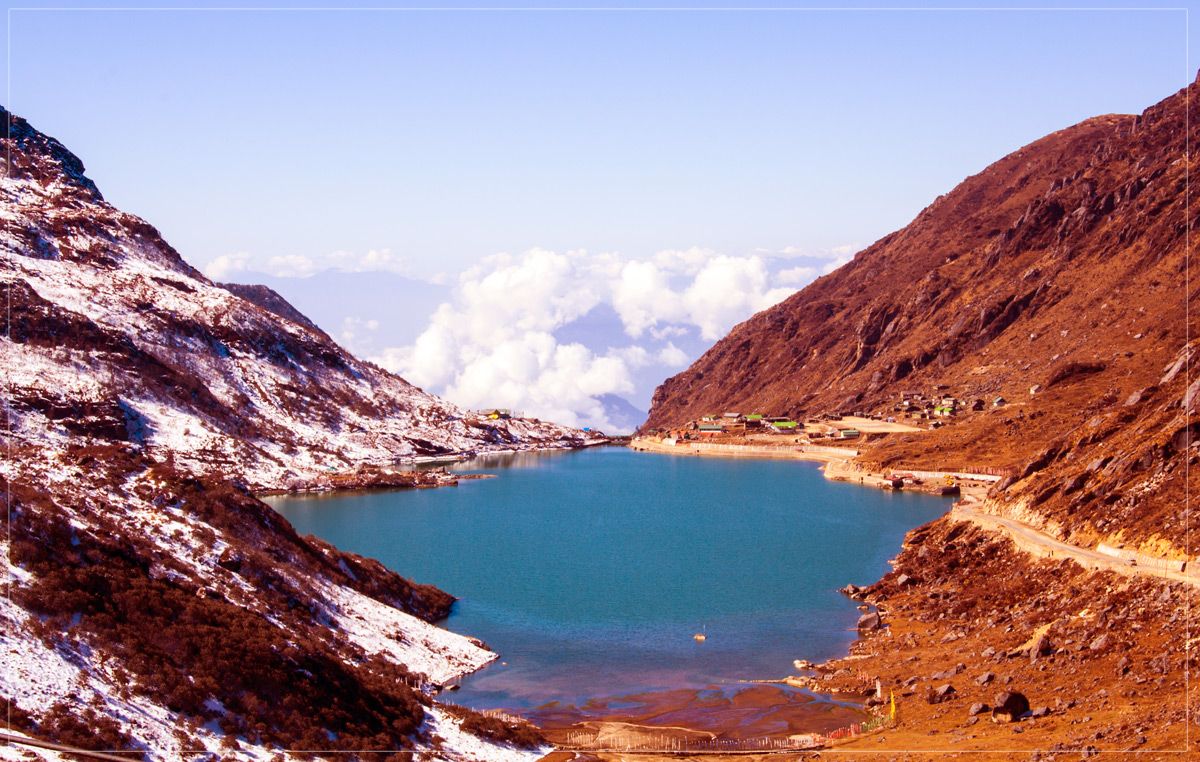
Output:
[
  {"xmin": 657, "ymin": 342, "xmax": 689, "ymax": 367},
  {"xmin": 203, "ymin": 251, "xmax": 252, "ymax": 280},
  {"xmin": 765, "ymin": 243, "xmax": 861, "ymax": 261},
  {"xmin": 680, "ymin": 255, "xmax": 796, "ymax": 340},
  {"xmin": 338, "ymin": 317, "xmax": 380, "ymax": 354},
  {"xmin": 776, "ymin": 265, "xmax": 819, "ymax": 286},
  {"xmin": 372, "ymin": 245, "xmax": 826, "ymax": 428},
  {"xmin": 202, "ymin": 248, "xmax": 412, "ymax": 280},
  {"xmin": 822, "ymin": 255, "xmax": 852, "ymax": 275}
]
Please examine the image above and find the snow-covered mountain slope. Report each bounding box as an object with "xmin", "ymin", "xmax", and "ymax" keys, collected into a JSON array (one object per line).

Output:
[
  {"xmin": 1, "ymin": 106, "xmax": 559, "ymax": 759},
  {"xmin": 1, "ymin": 103, "xmax": 594, "ymax": 491}
]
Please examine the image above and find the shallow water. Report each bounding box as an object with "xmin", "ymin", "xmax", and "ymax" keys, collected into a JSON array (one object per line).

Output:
[{"xmin": 268, "ymin": 447, "xmax": 950, "ymax": 712}]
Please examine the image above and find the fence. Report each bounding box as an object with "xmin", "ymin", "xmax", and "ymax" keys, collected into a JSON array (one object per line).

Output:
[
  {"xmin": 558, "ymin": 730, "xmax": 824, "ymax": 753},
  {"xmin": 559, "ymin": 695, "xmax": 896, "ymax": 754},
  {"xmin": 858, "ymin": 462, "xmax": 1013, "ymax": 481}
]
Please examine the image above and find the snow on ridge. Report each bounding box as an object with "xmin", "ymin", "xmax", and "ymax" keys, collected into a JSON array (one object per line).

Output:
[
  {"xmin": 3, "ymin": 237, "xmax": 592, "ymax": 491},
  {"xmin": 419, "ymin": 706, "xmax": 550, "ymax": 762},
  {"xmin": 2, "ymin": 114, "xmax": 584, "ymax": 759},
  {"xmin": 5, "ymin": 453, "xmax": 513, "ymax": 759},
  {"xmin": 320, "ymin": 581, "xmax": 496, "ymax": 687},
  {"xmin": 1, "ymin": 546, "xmax": 278, "ymax": 762}
]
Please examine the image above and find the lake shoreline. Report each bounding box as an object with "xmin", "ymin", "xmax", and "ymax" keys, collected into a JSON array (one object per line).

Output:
[
  {"xmin": 272, "ymin": 446, "xmax": 950, "ymax": 753},
  {"xmin": 256, "ymin": 439, "xmax": 609, "ymax": 497},
  {"xmin": 629, "ymin": 435, "xmax": 994, "ymax": 501}
]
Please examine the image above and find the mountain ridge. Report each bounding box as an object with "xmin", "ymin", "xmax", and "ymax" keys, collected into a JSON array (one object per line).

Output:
[
  {"xmin": 1, "ymin": 104, "xmax": 564, "ymax": 759},
  {"xmin": 644, "ymin": 75, "xmax": 1196, "ymax": 554}
]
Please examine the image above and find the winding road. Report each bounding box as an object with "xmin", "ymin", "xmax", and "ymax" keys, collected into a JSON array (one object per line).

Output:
[{"xmin": 950, "ymin": 500, "xmax": 1198, "ymax": 588}]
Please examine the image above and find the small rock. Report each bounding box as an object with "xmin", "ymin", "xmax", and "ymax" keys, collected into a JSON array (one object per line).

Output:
[
  {"xmin": 1031, "ymin": 634, "xmax": 1054, "ymax": 661},
  {"xmin": 968, "ymin": 702, "xmax": 989, "ymax": 716},
  {"xmin": 976, "ymin": 671, "xmax": 995, "ymax": 685},
  {"xmin": 1089, "ymin": 634, "xmax": 1110, "ymax": 651},
  {"xmin": 981, "ymin": 646, "xmax": 996, "ymax": 658},
  {"xmin": 991, "ymin": 691, "xmax": 1030, "ymax": 723},
  {"xmin": 1030, "ymin": 706, "xmax": 1050, "ymax": 718},
  {"xmin": 1124, "ymin": 388, "xmax": 1147, "ymax": 407},
  {"xmin": 1117, "ymin": 656, "xmax": 1131, "ymax": 675}
]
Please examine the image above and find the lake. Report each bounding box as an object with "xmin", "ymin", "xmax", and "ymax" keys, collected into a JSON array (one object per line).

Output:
[{"xmin": 267, "ymin": 447, "xmax": 950, "ymax": 719}]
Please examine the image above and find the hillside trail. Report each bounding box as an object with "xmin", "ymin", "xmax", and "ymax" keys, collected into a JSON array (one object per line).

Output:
[{"xmin": 950, "ymin": 499, "xmax": 1198, "ymax": 588}]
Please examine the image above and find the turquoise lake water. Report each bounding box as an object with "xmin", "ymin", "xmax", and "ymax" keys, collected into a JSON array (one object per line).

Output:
[{"xmin": 267, "ymin": 447, "xmax": 950, "ymax": 711}]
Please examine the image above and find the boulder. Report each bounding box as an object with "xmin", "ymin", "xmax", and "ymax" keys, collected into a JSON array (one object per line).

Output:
[
  {"xmin": 857, "ymin": 611, "xmax": 883, "ymax": 633},
  {"xmin": 926, "ymin": 684, "xmax": 957, "ymax": 704},
  {"xmin": 1030, "ymin": 634, "xmax": 1053, "ymax": 663},
  {"xmin": 991, "ymin": 691, "xmax": 1030, "ymax": 722},
  {"xmin": 841, "ymin": 583, "xmax": 866, "ymax": 600}
]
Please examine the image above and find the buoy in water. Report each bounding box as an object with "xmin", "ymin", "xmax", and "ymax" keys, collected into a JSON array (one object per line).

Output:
[{"xmin": 693, "ymin": 632, "xmax": 706, "ymax": 642}]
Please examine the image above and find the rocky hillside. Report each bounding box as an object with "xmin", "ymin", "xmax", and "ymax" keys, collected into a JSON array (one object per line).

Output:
[
  {"xmin": 0, "ymin": 106, "xmax": 569, "ymax": 759},
  {"xmin": 645, "ymin": 75, "xmax": 1198, "ymax": 555}
]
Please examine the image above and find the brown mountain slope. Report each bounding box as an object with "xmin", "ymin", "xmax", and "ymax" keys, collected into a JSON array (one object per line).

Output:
[{"xmin": 645, "ymin": 75, "xmax": 1198, "ymax": 553}]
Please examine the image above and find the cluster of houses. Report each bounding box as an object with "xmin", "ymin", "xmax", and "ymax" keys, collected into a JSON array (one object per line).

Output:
[
  {"xmin": 692, "ymin": 412, "xmax": 796, "ymax": 435},
  {"xmin": 681, "ymin": 412, "xmax": 863, "ymax": 441},
  {"xmin": 662, "ymin": 386, "xmax": 1008, "ymax": 442},
  {"xmin": 890, "ymin": 390, "xmax": 1006, "ymax": 423}
]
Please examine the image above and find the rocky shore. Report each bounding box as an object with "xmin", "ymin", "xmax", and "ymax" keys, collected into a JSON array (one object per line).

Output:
[{"xmin": 259, "ymin": 464, "xmax": 496, "ymax": 495}]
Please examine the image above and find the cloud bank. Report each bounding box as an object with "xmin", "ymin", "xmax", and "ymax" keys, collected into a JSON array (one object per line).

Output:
[
  {"xmin": 369, "ymin": 245, "xmax": 857, "ymax": 431},
  {"xmin": 204, "ymin": 248, "xmax": 412, "ymax": 280}
]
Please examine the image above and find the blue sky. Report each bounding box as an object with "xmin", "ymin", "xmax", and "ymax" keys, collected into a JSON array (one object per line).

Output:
[{"xmin": 4, "ymin": 1, "xmax": 1192, "ymax": 429}]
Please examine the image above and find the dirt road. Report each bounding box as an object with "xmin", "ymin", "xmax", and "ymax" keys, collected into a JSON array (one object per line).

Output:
[{"xmin": 950, "ymin": 501, "xmax": 1197, "ymax": 587}]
